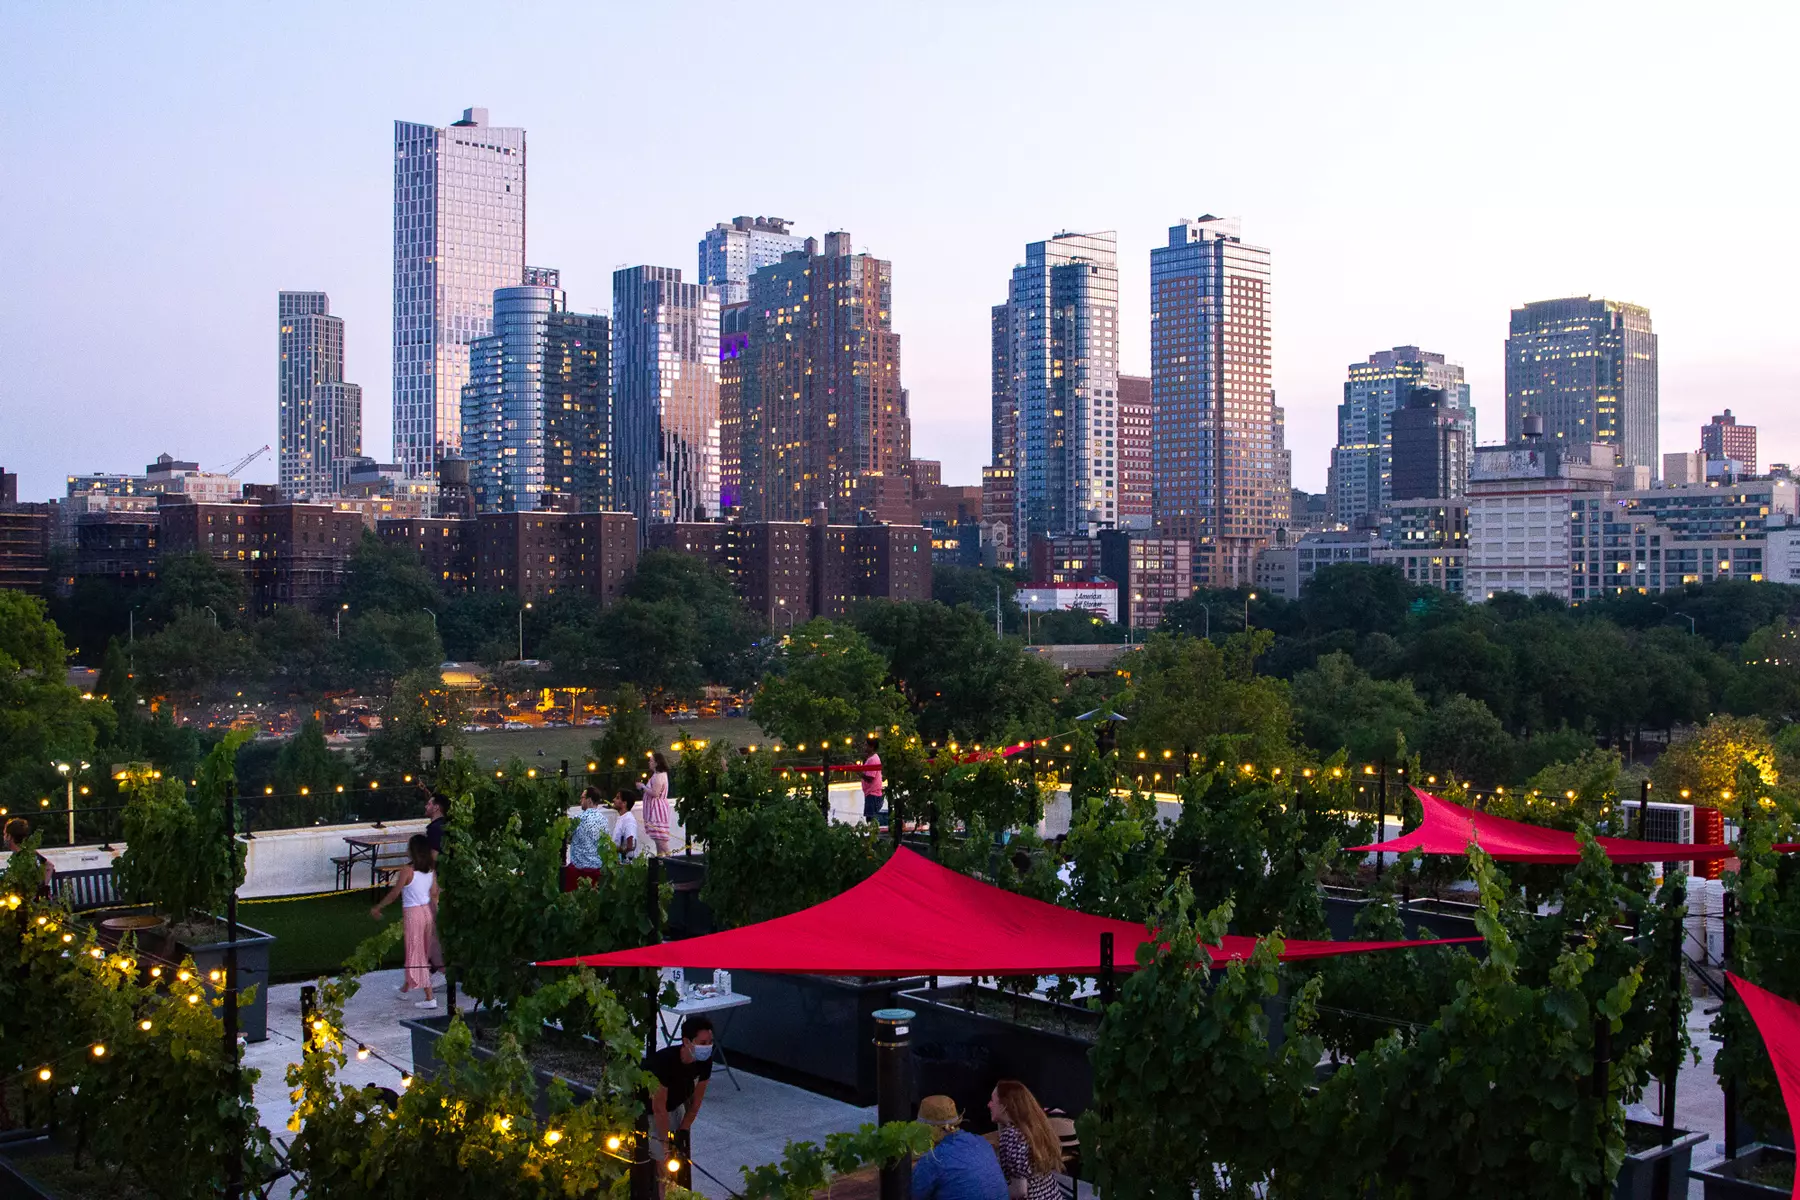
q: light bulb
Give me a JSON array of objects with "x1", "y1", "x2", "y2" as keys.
[
  {"x1": 91, "y1": 1044, "x2": 106, "y2": 1057},
  {"x1": 544, "y1": 1129, "x2": 563, "y2": 1145},
  {"x1": 139, "y1": 1019, "x2": 152, "y2": 1031}
]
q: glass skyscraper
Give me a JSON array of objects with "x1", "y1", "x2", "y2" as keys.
[
  {"x1": 1150, "y1": 216, "x2": 1274, "y2": 589},
  {"x1": 1328, "y1": 346, "x2": 1472, "y2": 525},
  {"x1": 277, "y1": 291, "x2": 361, "y2": 499},
  {"x1": 698, "y1": 217, "x2": 806, "y2": 305},
  {"x1": 1005, "y1": 231, "x2": 1120, "y2": 542},
  {"x1": 1505, "y1": 296, "x2": 1657, "y2": 475},
  {"x1": 612, "y1": 266, "x2": 721, "y2": 531},
  {"x1": 460, "y1": 270, "x2": 610, "y2": 515},
  {"x1": 392, "y1": 107, "x2": 526, "y2": 482}
]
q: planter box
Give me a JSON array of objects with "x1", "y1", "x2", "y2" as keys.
[
  {"x1": 714, "y1": 971, "x2": 928, "y2": 1105},
  {"x1": 0, "y1": 1136, "x2": 76, "y2": 1200},
  {"x1": 403, "y1": 1014, "x2": 601, "y2": 1121},
  {"x1": 1321, "y1": 892, "x2": 1373, "y2": 941},
  {"x1": 90, "y1": 912, "x2": 275, "y2": 1043},
  {"x1": 897, "y1": 983, "x2": 1099, "y2": 1126},
  {"x1": 658, "y1": 855, "x2": 713, "y2": 940},
  {"x1": 1615, "y1": 1120, "x2": 1707, "y2": 1200},
  {"x1": 1690, "y1": 1145, "x2": 1796, "y2": 1199},
  {"x1": 1400, "y1": 897, "x2": 1482, "y2": 941}
]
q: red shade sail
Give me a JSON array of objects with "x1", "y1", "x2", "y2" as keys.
[
  {"x1": 537, "y1": 847, "x2": 1471, "y2": 976},
  {"x1": 1343, "y1": 788, "x2": 1737, "y2": 865},
  {"x1": 1726, "y1": 973, "x2": 1800, "y2": 1199}
]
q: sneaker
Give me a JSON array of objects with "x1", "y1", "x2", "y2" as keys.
[{"x1": 414, "y1": 999, "x2": 439, "y2": 1009}]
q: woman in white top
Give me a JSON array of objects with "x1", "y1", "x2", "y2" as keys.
[
  {"x1": 610, "y1": 789, "x2": 642, "y2": 862},
  {"x1": 372, "y1": 834, "x2": 441, "y2": 1008}
]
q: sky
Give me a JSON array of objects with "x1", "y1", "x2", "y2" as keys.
[{"x1": 4, "y1": 2, "x2": 1798, "y2": 503}]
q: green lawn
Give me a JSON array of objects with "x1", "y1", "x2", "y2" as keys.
[
  {"x1": 242, "y1": 889, "x2": 404, "y2": 984},
  {"x1": 461, "y1": 716, "x2": 764, "y2": 770}
]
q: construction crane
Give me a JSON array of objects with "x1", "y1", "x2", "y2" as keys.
[{"x1": 214, "y1": 445, "x2": 271, "y2": 476}]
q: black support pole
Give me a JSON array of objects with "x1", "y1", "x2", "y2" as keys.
[
  {"x1": 224, "y1": 778, "x2": 243, "y2": 1200},
  {"x1": 874, "y1": 1008, "x2": 916, "y2": 1200},
  {"x1": 633, "y1": 857, "x2": 664, "y2": 1200},
  {"x1": 1653, "y1": 881, "x2": 1682, "y2": 1196},
  {"x1": 1098, "y1": 932, "x2": 1115, "y2": 1008},
  {"x1": 1592, "y1": 1013, "x2": 1612, "y2": 1200},
  {"x1": 1723, "y1": 889, "x2": 1738, "y2": 1159},
  {"x1": 1376, "y1": 759, "x2": 1388, "y2": 877}
]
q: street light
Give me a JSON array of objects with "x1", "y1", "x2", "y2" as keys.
[
  {"x1": 518, "y1": 601, "x2": 533, "y2": 661},
  {"x1": 52, "y1": 761, "x2": 89, "y2": 845},
  {"x1": 336, "y1": 603, "x2": 349, "y2": 639},
  {"x1": 1244, "y1": 591, "x2": 1258, "y2": 630},
  {"x1": 422, "y1": 607, "x2": 437, "y2": 635},
  {"x1": 1650, "y1": 602, "x2": 1696, "y2": 635},
  {"x1": 1193, "y1": 601, "x2": 1211, "y2": 640},
  {"x1": 775, "y1": 598, "x2": 795, "y2": 632},
  {"x1": 203, "y1": 605, "x2": 218, "y2": 629}
]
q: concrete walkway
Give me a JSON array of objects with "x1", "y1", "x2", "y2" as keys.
[{"x1": 245, "y1": 969, "x2": 873, "y2": 1199}]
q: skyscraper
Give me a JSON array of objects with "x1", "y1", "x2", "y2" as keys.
[
  {"x1": 1702, "y1": 409, "x2": 1757, "y2": 476},
  {"x1": 717, "y1": 301, "x2": 750, "y2": 511},
  {"x1": 1007, "y1": 231, "x2": 1120, "y2": 542},
  {"x1": 1505, "y1": 296, "x2": 1657, "y2": 475},
  {"x1": 1117, "y1": 374, "x2": 1153, "y2": 529},
  {"x1": 392, "y1": 107, "x2": 527, "y2": 481},
  {"x1": 991, "y1": 302, "x2": 1017, "y2": 472},
  {"x1": 1328, "y1": 346, "x2": 1472, "y2": 524},
  {"x1": 1390, "y1": 388, "x2": 1470, "y2": 502},
  {"x1": 612, "y1": 266, "x2": 720, "y2": 530},
  {"x1": 278, "y1": 292, "x2": 362, "y2": 499},
  {"x1": 698, "y1": 217, "x2": 806, "y2": 306},
  {"x1": 740, "y1": 233, "x2": 910, "y2": 523},
  {"x1": 460, "y1": 271, "x2": 610, "y2": 514},
  {"x1": 1150, "y1": 216, "x2": 1274, "y2": 588}
]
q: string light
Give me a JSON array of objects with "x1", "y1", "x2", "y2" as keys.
[
  {"x1": 544, "y1": 1129, "x2": 563, "y2": 1146},
  {"x1": 666, "y1": 1159, "x2": 682, "y2": 1175},
  {"x1": 356, "y1": 1044, "x2": 370, "y2": 1060},
  {"x1": 36, "y1": 1067, "x2": 50, "y2": 1082},
  {"x1": 139, "y1": 1020, "x2": 152, "y2": 1032},
  {"x1": 150, "y1": 966, "x2": 162, "y2": 978},
  {"x1": 399, "y1": 1074, "x2": 412, "y2": 1091},
  {"x1": 605, "y1": 1136, "x2": 623, "y2": 1152},
  {"x1": 187, "y1": 993, "x2": 201, "y2": 1005},
  {"x1": 91, "y1": 1044, "x2": 105, "y2": 1058}
]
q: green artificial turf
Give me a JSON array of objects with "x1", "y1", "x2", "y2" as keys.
[{"x1": 240, "y1": 888, "x2": 405, "y2": 984}]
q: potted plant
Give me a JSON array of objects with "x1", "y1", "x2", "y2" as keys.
[
  {"x1": 1614, "y1": 1119, "x2": 1708, "y2": 1200},
  {"x1": 108, "y1": 731, "x2": 276, "y2": 1042}
]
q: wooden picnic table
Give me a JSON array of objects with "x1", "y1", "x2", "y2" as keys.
[{"x1": 342, "y1": 831, "x2": 413, "y2": 889}]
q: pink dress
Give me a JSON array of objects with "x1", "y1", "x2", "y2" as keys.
[
  {"x1": 641, "y1": 771, "x2": 672, "y2": 848},
  {"x1": 400, "y1": 869, "x2": 437, "y2": 991}
]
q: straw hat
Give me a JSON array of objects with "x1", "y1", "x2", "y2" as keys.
[{"x1": 917, "y1": 1095, "x2": 962, "y2": 1128}]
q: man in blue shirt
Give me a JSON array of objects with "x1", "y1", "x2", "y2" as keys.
[
  {"x1": 562, "y1": 786, "x2": 611, "y2": 891},
  {"x1": 911, "y1": 1095, "x2": 1007, "y2": 1200}
]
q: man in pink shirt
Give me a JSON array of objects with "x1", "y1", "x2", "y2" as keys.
[{"x1": 861, "y1": 736, "x2": 885, "y2": 825}]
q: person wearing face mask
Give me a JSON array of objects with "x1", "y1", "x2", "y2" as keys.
[{"x1": 643, "y1": 1014, "x2": 714, "y2": 1179}]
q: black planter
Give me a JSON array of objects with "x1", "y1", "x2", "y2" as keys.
[
  {"x1": 1321, "y1": 891, "x2": 1373, "y2": 941},
  {"x1": 91, "y1": 911, "x2": 275, "y2": 1043},
  {"x1": 403, "y1": 1014, "x2": 600, "y2": 1121},
  {"x1": 1615, "y1": 1120, "x2": 1707, "y2": 1200},
  {"x1": 712, "y1": 971, "x2": 928, "y2": 1105},
  {"x1": 1690, "y1": 1145, "x2": 1796, "y2": 1199},
  {"x1": 0, "y1": 1136, "x2": 69, "y2": 1199},
  {"x1": 896, "y1": 984, "x2": 1099, "y2": 1125},
  {"x1": 1400, "y1": 897, "x2": 1482, "y2": 941},
  {"x1": 659, "y1": 855, "x2": 713, "y2": 940}
]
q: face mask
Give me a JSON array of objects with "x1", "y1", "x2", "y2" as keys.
[{"x1": 691, "y1": 1044, "x2": 714, "y2": 1061}]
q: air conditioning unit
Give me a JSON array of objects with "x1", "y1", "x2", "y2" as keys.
[{"x1": 1635, "y1": 801, "x2": 1696, "y2": 882}]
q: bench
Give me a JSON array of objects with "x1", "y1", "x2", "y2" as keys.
[{"x1": 53, "y1": 866, "x2": 122, "y2": 912}]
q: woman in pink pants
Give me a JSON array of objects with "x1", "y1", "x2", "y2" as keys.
[{"x1": 371, "y1": 835, "x2": 441, "y2": 1008}]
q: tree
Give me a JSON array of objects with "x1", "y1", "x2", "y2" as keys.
[
  {"x1": 1290, "y1": 651, "x2": 1423, "y2": 763},
  {"x1": 1293, "y1": 562, "x2": 1418, "y2": 639},
  {"x1": 132, "y1": 608, "x2": 261, "y2": 696},
  {"x1": 750, "y1": 619, "x2": 911, "y2": 750},
  {"x1": 594, "y1": 597, "x2": 703, "y2": 699},
  {"x1": 625, "y1": 550, "x2": 766, "y2": 687},
  {"x1": 273, "y1": 718, "x2": 353, "y2": 797},
  {"x1": 1117, "y1": 631, "x2": 1293, "y2": 766},
  {"x1": 339, "y1": 609, "x2": 443, "y2": 690},
  {"x1": 340, "y1": 530, "x2": 441, "y2": 616},
  {"x1": 591, "y1": 683, "x2": 654, "y2": 793},
  {"x1": 0, "y1": 591, "x2": 114, "y2": 813},
  {"x1": 1650, "y1": 714, "x2": 1779, "y2": 817},
  {"x1": 930, "y1": 564, "x2": 1022, "y2": 633},
  {"x1": 1414, "y1": 693, "x2": 1513, "y2": 784},
  {"x1": 357, "y1": 668, "x2": 467, "y2": 784},
  {"x1": 849, "y1": 599, "x2": 1060, "y2": 742},
  {"x1": 248, "y1": 605, "x2": 339, "y2": 694},
  {"x1": 142, "y1": 552, "x2": 247, "y2": 628}
]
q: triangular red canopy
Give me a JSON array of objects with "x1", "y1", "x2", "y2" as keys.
[
  {"x1": 1344, "y1": 788, "x2": 1736, "y2": 864},
  {"x1": 1727, "y1": 973, "x2": 1800, "y2": 1199},
  {"x1": 538, "y1": 847, "x2": 1469, "y2": 975}
]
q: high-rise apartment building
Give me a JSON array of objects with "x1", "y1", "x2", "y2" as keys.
[
  {"x1": 1390, "y1": 387, "x2": 1470, "y2": 503},
  {"x1": 1702, "y1": 410, "x2": 1757, "y2": 476},
  {"x1": 1328, "y1": 346, "x2": 1471, "y2": 525},
  {"x1": 1505, "y1": 296, "x2": 1657, "y2": 475},
  {"x1": 1117, "y1": 375, "x2": 1153, "y2": 529},
  {"x1": 392, "y1": 107, "x2": 527, "y2": 481},
  {"x1": 698, "y1": 217, "x2": 806, "y2": 306},
  {"x1": 991, "y1": 302, "x2": 1017, "y2": 471},
  {"x1": 1150, "y1": 216, "x2": 1274, "y2": 588},
  {"x1": 740, "y1": 233, "x2": 909, "y2": 522},
  {"x1": 460, "y1": 271, "x2": 610, "y2": 514},
  {"x1": 1007, "y1": 232, "x2": 1120, "y2": 542},
  {"x1": 717, "y1": 302, "x2": 750, "y2": 511},
  {"x1": 612, "y1": 266, "x2": 721, "y2": 530},
  {"x1": 278, "y1": 292, "x2": 363, "y2": 499}
]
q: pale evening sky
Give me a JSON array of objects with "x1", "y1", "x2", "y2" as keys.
[{"x1": 3, "y1": 1, "x2": 1797, "y2": 503}]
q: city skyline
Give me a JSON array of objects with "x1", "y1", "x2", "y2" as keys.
[{"x1": 4, "y1": 4, "x2": 1797, "y2": 503}]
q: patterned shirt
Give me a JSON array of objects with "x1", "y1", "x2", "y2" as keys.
[
  {"x1": 568, "y1": 807, "x2": 611, "y2": 869},
  {"x1": 997, "y1": 1127, "x2": 1060, "y2": 1200}
]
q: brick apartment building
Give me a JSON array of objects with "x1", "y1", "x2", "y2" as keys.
[
  {"x1": 156, "y1": 493, "x2": 365, "y2": 612},
  {"x1": 377, "y1": 510, "x2": 639, "y2": 604}
]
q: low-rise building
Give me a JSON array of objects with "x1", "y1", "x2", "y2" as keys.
[
  {"x1": 157, "y1": 493, "x2": 365, "y2": 612},
  {"x1": 1464, "y1": 431, "x2": 1617, "y2": 603},
  {"x1": 0, "y1": 468, "x2": 51, "y2": 593},
  {"x1": 1569, "y1": 478, "x2": 1796, "y2": 601}
]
